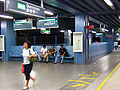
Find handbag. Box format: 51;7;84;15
21;64;24;73
29;49;37;63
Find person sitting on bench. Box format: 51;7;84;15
54;45;66;64
38;45;47;62
46;44;57;63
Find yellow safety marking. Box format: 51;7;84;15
92;72;101;75
80;77;97;80
96;63;120;90
68;80;91;85
72;84;85;87
79;72;100;76
79;74;98;76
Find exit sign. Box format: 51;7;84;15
87;25;94;29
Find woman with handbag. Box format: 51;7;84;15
22;41;37;90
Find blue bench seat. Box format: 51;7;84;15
9;46;23;58
9;45;74;62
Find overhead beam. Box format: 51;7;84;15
58;0;88;12
93;16;117;28
94;0;111;11
105;15;119;26
99;16;117;27
73;0;95;12
111;0;120;10
83;0;102;12
89;16;105;26
87;11;120;15
44;0;77;14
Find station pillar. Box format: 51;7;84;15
1;20;16;61
75;13;89;64
64;30;72;46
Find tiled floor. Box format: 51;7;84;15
0;49;120;90
101;63;120;90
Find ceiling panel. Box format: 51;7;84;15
1;0;120;28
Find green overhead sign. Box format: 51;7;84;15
14;20;30;24
118;28;120;31
41;30;50;33
17;2;26;10
14;20;32;30
5;0;45;18
37;18;59;28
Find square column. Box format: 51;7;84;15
75;13;89;64
1;20;16;61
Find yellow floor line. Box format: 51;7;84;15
72;84;85;87
92;72;101;75
96;63;120;90
80;77;97;80
68;80;91;85
79;74;98;76
79;72;100;77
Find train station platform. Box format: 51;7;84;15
0;49;120;90
101;63;120;90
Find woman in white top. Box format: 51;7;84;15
23;41;37;90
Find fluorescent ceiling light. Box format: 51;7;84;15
44;11;53;15
60;30;64;32
0;0;5;2
68;30;72;33
104;0;113;7
0;15;13;19
104;29;109;32
117;33;119;36
118;16;120;19
92;31;96;33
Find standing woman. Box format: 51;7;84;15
23;41;37;89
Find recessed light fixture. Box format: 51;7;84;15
44;11;54;15
0;15;13;19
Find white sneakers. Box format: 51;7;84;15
23;86;29;90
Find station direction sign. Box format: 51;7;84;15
96;33;103;37
14;19;32;30
37;17;59;28
5;0;45;18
